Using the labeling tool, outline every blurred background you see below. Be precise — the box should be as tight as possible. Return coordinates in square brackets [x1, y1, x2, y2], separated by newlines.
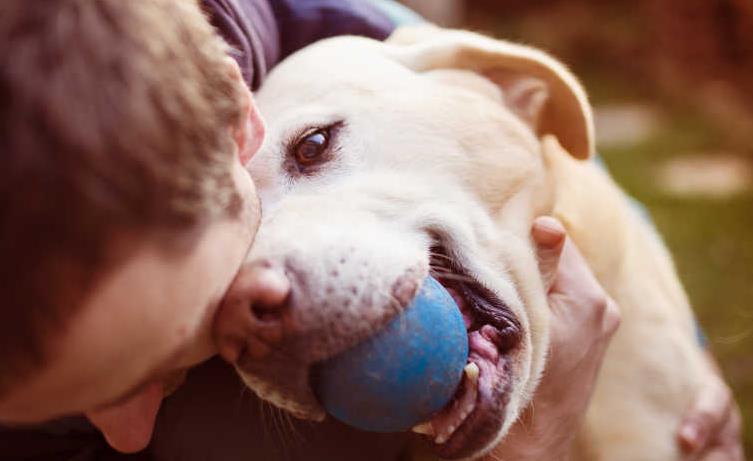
[402, 0, 753, 454]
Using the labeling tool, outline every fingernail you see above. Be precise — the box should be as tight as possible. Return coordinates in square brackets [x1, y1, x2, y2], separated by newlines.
[532, 216, 565, 248]
[679, 424, 700, 452]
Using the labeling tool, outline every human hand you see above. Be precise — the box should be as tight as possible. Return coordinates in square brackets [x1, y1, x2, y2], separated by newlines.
[678, 351, 744, 461]
[487, 216, 621, 461]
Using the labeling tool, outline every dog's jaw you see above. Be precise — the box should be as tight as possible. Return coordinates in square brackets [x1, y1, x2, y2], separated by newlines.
[232, 186, 544, 458]
[230, 193, 432, 421]
[418, 237, 541, 459]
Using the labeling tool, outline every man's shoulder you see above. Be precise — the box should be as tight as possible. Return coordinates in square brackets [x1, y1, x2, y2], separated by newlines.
[0, 417, 150, 461]
[202, 0, 395, 89]
[270, 0, 395, 58]
[202, 0, 280, 89]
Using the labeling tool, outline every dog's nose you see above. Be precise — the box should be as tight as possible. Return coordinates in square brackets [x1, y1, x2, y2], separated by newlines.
[213, 261, 291, 364]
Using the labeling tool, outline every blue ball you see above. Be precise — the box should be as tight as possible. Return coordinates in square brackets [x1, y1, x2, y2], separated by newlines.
[313, 276, 469, 432]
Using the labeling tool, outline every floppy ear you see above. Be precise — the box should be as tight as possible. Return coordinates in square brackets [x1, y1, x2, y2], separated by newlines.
[386, 25, 594, 159]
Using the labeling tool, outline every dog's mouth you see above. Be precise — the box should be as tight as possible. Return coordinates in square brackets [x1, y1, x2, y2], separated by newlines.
[413, 244, 522, 459]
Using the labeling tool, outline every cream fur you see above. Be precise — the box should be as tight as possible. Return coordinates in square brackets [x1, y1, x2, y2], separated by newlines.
[243, 25, 711, 461]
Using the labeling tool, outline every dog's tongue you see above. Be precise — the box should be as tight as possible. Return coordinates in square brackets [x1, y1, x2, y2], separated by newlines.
[86, 381, 164, 453]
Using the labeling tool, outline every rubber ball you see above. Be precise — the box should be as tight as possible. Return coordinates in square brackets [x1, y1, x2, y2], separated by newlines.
[313, 275, 469, 432]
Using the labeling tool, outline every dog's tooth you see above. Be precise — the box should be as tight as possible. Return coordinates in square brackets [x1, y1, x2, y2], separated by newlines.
[428, 366, 479, 446]
[464, 362, 479, 383]
[411, 422, 434, 436]
[435, 425, 457, 445]
[465, 401, 476, 415]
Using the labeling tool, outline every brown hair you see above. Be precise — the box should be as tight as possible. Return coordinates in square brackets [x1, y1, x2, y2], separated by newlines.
[0, 0, 246, 392]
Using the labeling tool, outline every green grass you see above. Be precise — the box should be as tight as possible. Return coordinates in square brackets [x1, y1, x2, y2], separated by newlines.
[466, 7, 751, 451]
[596, 101, 753, 455]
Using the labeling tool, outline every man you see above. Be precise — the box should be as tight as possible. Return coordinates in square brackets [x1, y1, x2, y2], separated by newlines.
[0, 0, 741, 459]
[0, 0, 262, 435]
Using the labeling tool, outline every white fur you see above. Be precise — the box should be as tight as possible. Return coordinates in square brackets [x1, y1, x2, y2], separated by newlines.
[242, 26, 710, 461]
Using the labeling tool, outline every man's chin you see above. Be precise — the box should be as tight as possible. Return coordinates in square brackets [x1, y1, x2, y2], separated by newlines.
[86, 381, 165, 453]
[162, 369, 188, 397]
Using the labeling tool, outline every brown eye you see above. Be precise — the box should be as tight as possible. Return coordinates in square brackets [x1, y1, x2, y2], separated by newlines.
[294, 129, 329, 166]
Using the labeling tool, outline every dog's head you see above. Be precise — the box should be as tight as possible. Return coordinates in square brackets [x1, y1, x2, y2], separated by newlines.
[235, 26, 593, 459]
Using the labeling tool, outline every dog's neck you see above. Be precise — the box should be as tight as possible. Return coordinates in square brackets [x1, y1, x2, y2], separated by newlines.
[540, 136, 631, 289]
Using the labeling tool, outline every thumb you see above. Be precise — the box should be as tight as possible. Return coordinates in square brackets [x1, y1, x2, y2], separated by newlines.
[531, 216, 566, 291]
[677, 373, 732, 454]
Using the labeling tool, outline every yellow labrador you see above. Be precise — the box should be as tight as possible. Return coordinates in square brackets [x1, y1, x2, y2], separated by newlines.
[235, 25, 711, 460]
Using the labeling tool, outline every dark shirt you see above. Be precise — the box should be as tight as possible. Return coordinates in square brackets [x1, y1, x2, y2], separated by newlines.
[202, 0, 394, 90]
[0, 1, 396, 460]
[1, 360, 410, 461]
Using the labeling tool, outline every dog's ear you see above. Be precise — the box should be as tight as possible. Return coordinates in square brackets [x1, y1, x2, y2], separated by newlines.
[386, 25, 594, 159]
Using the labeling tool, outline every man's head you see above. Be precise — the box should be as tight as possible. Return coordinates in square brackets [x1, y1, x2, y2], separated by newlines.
[0, 0, 264, 449]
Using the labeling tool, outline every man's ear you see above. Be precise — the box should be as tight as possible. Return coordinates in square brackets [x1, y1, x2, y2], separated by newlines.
[386, 26, 594, 159]
[223, 57, 264, 165]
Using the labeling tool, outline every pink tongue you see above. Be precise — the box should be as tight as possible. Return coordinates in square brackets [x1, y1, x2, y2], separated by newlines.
[86, 381, 164, 453]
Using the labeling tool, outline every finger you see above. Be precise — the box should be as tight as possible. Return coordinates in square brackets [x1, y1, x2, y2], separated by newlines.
[531, 216, 566, 290]
[601, 296, 622, 337]
[700, 404, 745, 461]
[696, 445, 745, 461]
[678, 374, 732, 455]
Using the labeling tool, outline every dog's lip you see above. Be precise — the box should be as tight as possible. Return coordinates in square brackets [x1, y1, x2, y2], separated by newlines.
[424, 245, 521, 458]
[429, 244, 521, 349]
[432, 354, 513, 459]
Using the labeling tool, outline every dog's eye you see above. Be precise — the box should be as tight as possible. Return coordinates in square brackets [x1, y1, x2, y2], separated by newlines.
[285, 122, 343, 176]
[294, 128, 330, 166]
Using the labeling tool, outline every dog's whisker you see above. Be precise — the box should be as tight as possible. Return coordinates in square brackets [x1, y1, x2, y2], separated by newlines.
[428, 266, 456, 275]
[282, 408, 305, 445]
[268, 403, 298, 461]
[432, 270, 454, 277]
[429, 269, 473, 281]
[487, 453, 503, 461]
[260, 399, 283, 444]
[431, 272, 475, 283]
[428, 261, 453, 269]
[258, 399, 274, 440]
[428, 251, 453, 261]
[428, 264, 453, 271]
[277, 407, 290, 438]
[272, 404, 291, 444]
[385, 294, 410, 334]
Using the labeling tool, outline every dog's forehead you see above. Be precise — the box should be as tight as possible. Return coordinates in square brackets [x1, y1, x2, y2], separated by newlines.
[280, 36, 397, 79]
[257, 37, 415, 110]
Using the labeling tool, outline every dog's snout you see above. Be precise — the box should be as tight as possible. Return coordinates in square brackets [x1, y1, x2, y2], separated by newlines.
[223, 198, 431, 419]
[391, 267, 422, 307]
[277, 249, 421, 359]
